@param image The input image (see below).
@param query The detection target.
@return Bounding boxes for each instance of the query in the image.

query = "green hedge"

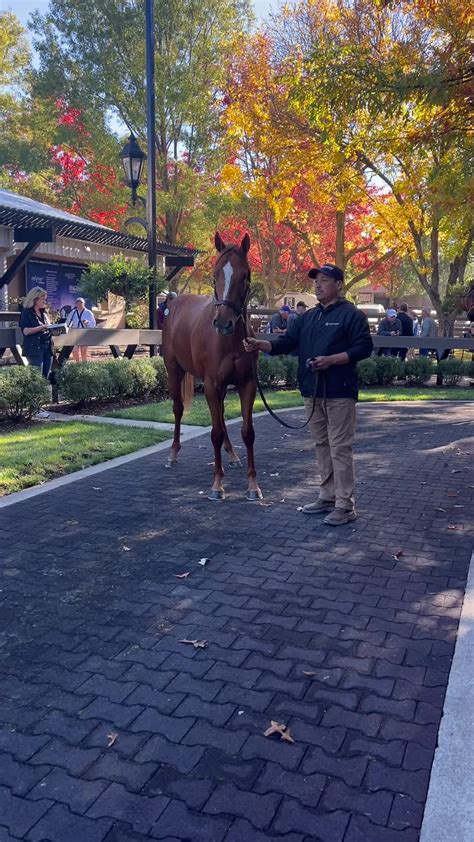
[403,356,434,385]
[0,367,50,421]
[357,356,402,386]
[259,354,472,388]
[436,357,468,386]
[58,357,166,405]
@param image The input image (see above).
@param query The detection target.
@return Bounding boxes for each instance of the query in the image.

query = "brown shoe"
[301,499,335,515]
[323,508,357,526]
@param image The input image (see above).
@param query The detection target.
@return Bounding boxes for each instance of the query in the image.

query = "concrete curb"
[45,410,198,434]
[420,550,474,842]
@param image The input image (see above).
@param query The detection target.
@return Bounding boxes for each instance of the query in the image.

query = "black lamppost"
[119,0,158,337]
[119,134,146,207]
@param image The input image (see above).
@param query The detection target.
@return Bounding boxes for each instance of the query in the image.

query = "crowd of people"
[377,304,440,359]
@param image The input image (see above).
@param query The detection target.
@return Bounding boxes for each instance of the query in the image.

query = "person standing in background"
[419,307,437,356]
[19,287,53,378]
[396,302,414,360]
[67,297,96,362]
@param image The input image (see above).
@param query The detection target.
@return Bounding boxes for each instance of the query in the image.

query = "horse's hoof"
[246,488,263,501]
[208,489,225,501]
[165,459,177,469]
[228,460,242,469]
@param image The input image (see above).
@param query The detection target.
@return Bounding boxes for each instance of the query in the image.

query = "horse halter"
[212,249,251,320]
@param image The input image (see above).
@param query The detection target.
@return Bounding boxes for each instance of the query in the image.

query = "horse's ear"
[241,233,250,255]
[215,232,226,252]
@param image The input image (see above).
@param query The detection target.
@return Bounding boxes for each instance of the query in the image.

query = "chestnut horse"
[162,232,262,501]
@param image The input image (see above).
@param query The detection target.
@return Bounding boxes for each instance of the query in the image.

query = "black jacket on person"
[396,311,414,337]
[19,308,52,356]
[269,299,373,400]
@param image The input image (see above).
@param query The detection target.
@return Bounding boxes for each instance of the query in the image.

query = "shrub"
[462,358,474,379]
[127,359,157,397]
[149,356,169,400]
[58,361,111,404]
[103,358,135,399]
[374,355,403,385]
[436,357,467,386]
[404,356,434,385]
[281,355,299,387]
[357,358,379,386]
[58,358,163,405]
[0,367,50,421]
[258,355,286,388]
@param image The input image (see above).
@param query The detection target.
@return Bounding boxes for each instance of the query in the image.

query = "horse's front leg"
[238,379,263,501]
[222,397,241,468]
[205,382,226,501]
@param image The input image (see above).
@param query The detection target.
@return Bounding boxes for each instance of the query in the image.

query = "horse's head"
[212,231,251,336]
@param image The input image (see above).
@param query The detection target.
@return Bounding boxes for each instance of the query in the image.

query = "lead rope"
[243,313,322,431]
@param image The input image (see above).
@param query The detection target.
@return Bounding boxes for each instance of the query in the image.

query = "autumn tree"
[219,32,398,304]
[271,0,473,333]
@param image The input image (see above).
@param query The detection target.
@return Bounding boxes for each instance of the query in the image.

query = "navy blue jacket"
[269,299,373,400]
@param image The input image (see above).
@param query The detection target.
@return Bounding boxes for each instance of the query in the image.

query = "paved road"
[0,403,473,841]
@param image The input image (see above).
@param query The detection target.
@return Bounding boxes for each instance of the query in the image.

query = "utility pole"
[145,0,158,341]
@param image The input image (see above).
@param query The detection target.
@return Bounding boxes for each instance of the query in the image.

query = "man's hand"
[243,337,272,354]
[309,355,333,371]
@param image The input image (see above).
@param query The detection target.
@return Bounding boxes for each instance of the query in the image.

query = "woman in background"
[19,286,53,378]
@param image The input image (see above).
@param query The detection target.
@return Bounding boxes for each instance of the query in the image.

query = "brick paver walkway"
[1,402,473,842]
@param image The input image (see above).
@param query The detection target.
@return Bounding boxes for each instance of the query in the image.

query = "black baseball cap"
[308,264,344,282]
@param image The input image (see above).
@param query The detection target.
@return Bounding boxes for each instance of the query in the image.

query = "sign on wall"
[26,260,90,312]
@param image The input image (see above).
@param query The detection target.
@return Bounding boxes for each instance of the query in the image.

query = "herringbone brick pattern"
[0,403,472,841]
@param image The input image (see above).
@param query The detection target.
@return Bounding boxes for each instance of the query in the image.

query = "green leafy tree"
[30,0,252,246]
[80,256,161,323]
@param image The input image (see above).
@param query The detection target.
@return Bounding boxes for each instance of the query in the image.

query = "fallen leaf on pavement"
[178,639,208,649]
[263,720,295,743]
[434,507,446,513]
[122,546,131,552]
[198,558,209,566]
[106,732,118,748]
[453,505,464,508]
[451,469,462,474]
[270,472,280,477]
[447,491,459,497]
[302,671,316,677]
[174,572,190,579]
[392,549,404,560]
[447,525,459,530]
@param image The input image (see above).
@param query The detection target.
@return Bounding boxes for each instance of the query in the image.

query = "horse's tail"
[181,373,194,411]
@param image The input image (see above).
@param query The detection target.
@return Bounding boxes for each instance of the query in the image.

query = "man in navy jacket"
[244,264,373,525]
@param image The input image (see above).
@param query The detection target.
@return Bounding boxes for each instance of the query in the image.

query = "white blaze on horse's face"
[222,261,233,300]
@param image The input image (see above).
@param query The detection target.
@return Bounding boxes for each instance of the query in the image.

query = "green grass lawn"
[0,421,171,496]
[106,386,473,426]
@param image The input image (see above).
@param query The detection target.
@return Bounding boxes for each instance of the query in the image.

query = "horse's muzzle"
[213,318,234,336]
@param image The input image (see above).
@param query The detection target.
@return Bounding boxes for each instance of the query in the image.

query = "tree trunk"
[336,211,345,270]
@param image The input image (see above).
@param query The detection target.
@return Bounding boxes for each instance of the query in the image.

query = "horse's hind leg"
[166,361,185,466]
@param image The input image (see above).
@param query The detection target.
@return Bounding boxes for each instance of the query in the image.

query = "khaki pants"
[304,397,357,511]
